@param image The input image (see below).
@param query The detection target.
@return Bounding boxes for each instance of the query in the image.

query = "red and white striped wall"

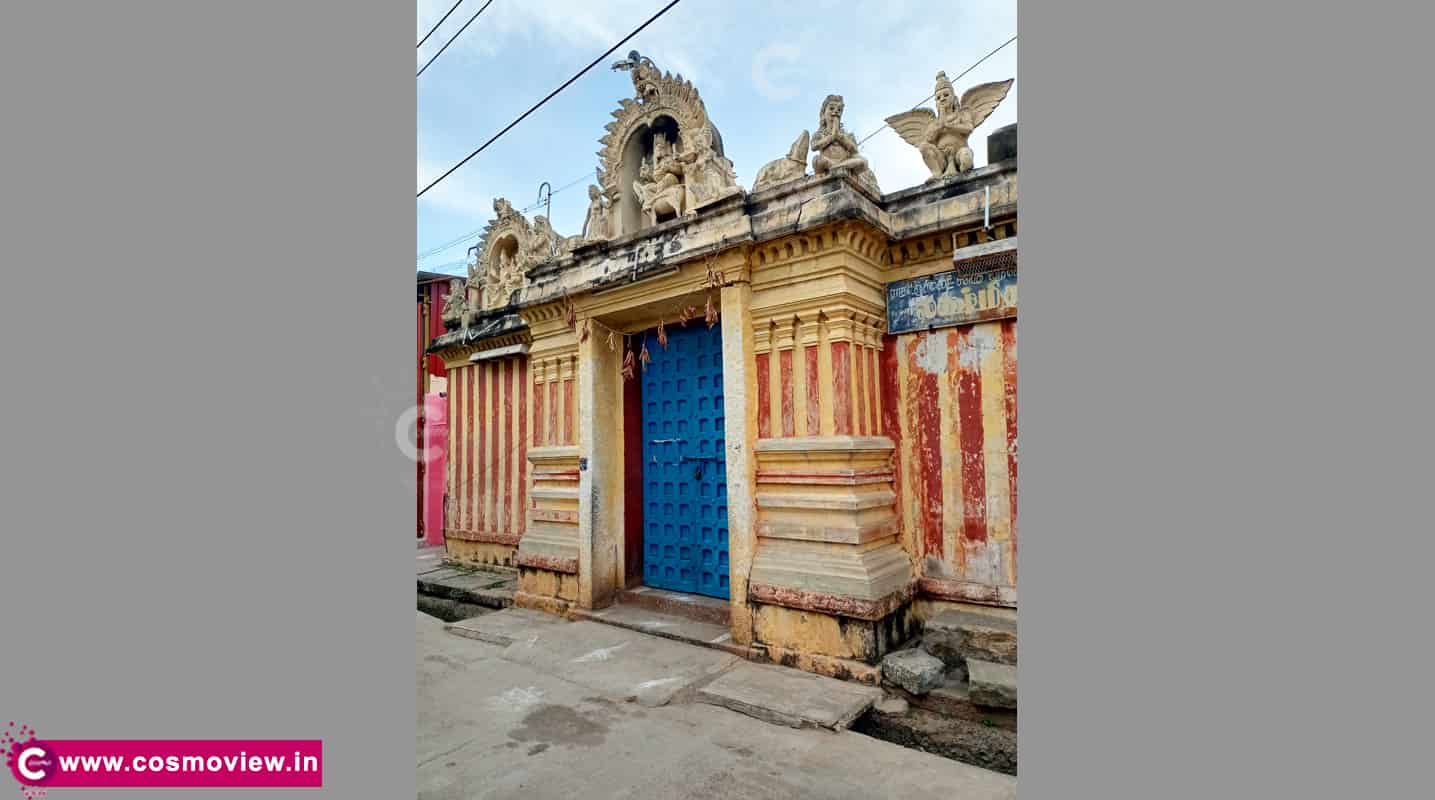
[445,356,528,548]
[755,313,884,439]
[881,318,1018,606]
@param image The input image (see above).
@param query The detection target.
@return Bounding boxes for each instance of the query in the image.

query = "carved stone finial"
[470,201,574,312]
[753,130,810,192]
[440,277,467,330]
[884,73,1013,182]
[811,95,880,195]
[611,50,661,101]
[596,54,741,237]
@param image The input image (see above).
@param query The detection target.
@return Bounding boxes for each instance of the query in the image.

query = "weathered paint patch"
[779,348,795,436]
[805,345,820,436]
[756,352,772,438]
[832,340,853,435]
[886,320,1017,607]
[914,332,948,375]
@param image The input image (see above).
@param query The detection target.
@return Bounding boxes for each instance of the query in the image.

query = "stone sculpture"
[598,51,740,236]
[679,125,741,207]
[469,197,574,311]
[753,130,810,191]
[885,72,1013,181]
[440,277,467,329]
[633,135,688,224]
[811,95,880,195]
[581,184,612,243]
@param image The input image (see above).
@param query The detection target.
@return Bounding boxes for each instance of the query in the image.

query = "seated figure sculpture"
[811,94,880,194]
[633,136,687,224]
[885,71,1014,181]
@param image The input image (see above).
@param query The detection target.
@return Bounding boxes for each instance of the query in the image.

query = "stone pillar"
[576,322,624,610]
[514,305,582,614]
[719,281,757,646]
[745,221,916,678]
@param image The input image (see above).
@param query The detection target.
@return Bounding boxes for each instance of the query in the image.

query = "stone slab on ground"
[967,659,1018,709]
[881,648,947,695]
[501,620,739,708]
[697,661,883,730]
[445,607,565,646]
[420,611,1016,798]
[905,675,1018,731]
[418,566,517,609]
[616,585,731,626]
[923,610,1018,668]
[416,545,446,569]
[417,567,470,584]
[576,603,733,650]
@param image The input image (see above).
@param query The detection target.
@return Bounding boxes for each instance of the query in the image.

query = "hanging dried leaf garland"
[578,319,590,344]
[639,340,652,370]
[606,328,618,352]
[704,294,718,328]
[681,305,697,325]
[621,348,636,381]
[656,318,668,350]
[563,295,577,330]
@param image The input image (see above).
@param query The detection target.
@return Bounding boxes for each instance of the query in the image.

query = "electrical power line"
[856,34,1017,148]
[417,0,685,199]
[417,172,588,263]
[417,228,486,263]
[417,0,466,49]
[417,0,497,79]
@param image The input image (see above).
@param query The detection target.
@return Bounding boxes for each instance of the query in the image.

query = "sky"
[416,0,1018,276]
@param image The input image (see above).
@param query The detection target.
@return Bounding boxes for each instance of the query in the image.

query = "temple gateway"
[429,54,1017,680]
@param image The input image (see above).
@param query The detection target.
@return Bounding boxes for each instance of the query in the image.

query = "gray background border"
[2,1,1429,798]
[1,2,413,798]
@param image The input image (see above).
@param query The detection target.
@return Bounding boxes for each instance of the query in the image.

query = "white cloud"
[751,43,802,102]
[416,0,709,83]
[416,156,493,220]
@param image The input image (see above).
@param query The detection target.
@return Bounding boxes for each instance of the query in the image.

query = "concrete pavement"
[418,610,1017,799]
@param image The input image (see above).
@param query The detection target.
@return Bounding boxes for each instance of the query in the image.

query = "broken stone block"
[922,611,1018,670]
[874,695,910,715]
[880,648,947,696]
[967,659,1017,709]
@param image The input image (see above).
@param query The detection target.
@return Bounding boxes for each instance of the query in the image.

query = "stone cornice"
[503,163,1016,311]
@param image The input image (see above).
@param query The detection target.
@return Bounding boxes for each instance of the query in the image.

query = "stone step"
[697,661,883,730]
[571,601,737,654]
[615,585,732,626]
[417,567,517,609]
[922,610,1018,671]
[899,676,1017,731]
[500,620,739,708]
[966,659,1017,710]
[444,607,565,646]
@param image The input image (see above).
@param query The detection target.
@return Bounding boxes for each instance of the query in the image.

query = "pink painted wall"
[422,393,448,546]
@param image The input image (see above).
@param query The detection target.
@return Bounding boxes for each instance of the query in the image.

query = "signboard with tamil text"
[886,266,1017,335]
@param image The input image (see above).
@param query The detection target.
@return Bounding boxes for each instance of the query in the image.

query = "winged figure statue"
[885,72,1013,181]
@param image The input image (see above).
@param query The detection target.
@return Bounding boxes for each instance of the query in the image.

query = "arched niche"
[617,114,683,236]
[481,233,523,310]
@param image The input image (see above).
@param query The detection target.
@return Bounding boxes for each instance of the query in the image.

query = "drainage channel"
[850,702,1017,776]
[417,594,492,623]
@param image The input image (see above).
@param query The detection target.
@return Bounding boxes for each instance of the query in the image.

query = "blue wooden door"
[640,324,729,598]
